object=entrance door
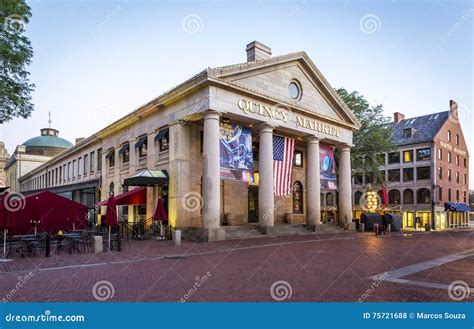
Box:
[248,186,258,223]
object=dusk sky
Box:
[1,0,472,185]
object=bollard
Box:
[387,224,391,232]
[374,224,379,236]
[93,236,103,253]
[360,223,365,233]
[173,230,181,247]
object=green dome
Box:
[23,135,73,149]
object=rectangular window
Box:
[447,151,452,163]
[97,149,102,171]
[438,148,442,160]
[388,169,400,182]
[59,166,62,183]
[456,172,459,184]
[403,128,412,138]
[416,148,431,161]
[456,190,460,201]
[438,187,442,202]
[464,173,467,185]
[403,168,414,182]
[354,174,363,185]
[448,130,451,142]
[387,152,400,164]
[77,158,81,177]
[403,150,413,163]
[455,134,459,145]
[136,135,148,158]
[73,160,77,178]
[416,166,431,180]
[294,150,303,167]
[464,158,467,168]
[119,143,130,164]
[90,151,95,172]
[156,128,169,152]
[447,169,452,181]
[448,188,452,201]
[55,168,58,184]
[84,154,88,175]
[455,155,459,166]
[106,149,115,167]
[68,162,71,180]
[438,166,442,180]
[63,164,66,181]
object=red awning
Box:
[96,187,147,206]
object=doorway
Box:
[248,186,258,223]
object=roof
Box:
[387,111,450,146]
[23,135,73,149]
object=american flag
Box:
[273,135,295,196]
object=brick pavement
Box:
[0,229,472,302]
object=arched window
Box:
[388,190,401,204]
[403,189,414,204]
[354,191,363,205]
[417,188,431,204]
[293,181,303,214]
[326,193,334,206]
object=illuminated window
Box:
[403,150,413,162]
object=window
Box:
[388,190,401,204]
[354,191,363,205]
[59,166,62,183]
[119,143,130,164]
[403,189,414,204]
[403,128,412,138]
[403,150,413,162]
[106,149,115,167]
[464,173,467,185]
[73,160,77,178]
[447,151,452,163]
[387,152,400,164]
[354,174,363,185]
[155,129,169,152]
[365,172,375,185]
[438,187,442,203]
[456,171,459,184]
[464,158,467,168]
[456,134,459,145]
[416,167,430,180]
[252,142,259,161]
[90,151,95,172]
[456,190,460,201]
[403,168,414,181]
[455,155,459,166]
[292,181,303,214]
[438,167,442,180]
[326,193,334,206]
[63,164,66,181]
[448,169,452,181]
[448,130,451,142]
[136,135,148,158]
[294,151,303,167]
[77,158,81,177]
[448,188,452,201]
[97,149,102,171]
[417,188,431,204]
[438,148,442,160]
[464,191,467,203]
[289,81,302,100]
[388,169,400,182]
[416,148,431,161]
[83,154,88,175]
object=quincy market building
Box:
[19,42,360,241]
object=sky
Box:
[1,0,473,186]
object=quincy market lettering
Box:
[237,99,341,137]
[439,141,467,156]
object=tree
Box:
[0,0,35,123]
[335,88,393,186]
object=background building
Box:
[0,142,9,187]
[353,101,470,229]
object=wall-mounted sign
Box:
[295,115,341,137]
[439,141,467,156]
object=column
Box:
[202,110,223,240]
[306,136,321,230]
[146,133,157,223]
[338,144,353,228]
[258,124,275,231]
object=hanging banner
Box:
[320,145,337,190]
[219,119,254,182]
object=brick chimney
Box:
[246,41,272,62]
[394,112,405,123]
[450,99,458,116]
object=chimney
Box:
[394,112,405,123]
[450,99,458,116]
[75,137,85,144]
[246,41,272,62]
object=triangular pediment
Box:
[209,53,360,128]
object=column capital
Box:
[257,123,275,133]
[203,110,222,120]
[306,135,321,143]
[338,143,353,151]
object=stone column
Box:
[258,124,275,232]
[338,144,353,229]
[306,136,321,230]
[202,110,223,241]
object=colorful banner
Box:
[320,145,337,190]
[219,120,253,182]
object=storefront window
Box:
[417,188,431,204]
[416,148,431,161]
[292,181,303,214]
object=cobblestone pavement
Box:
[0,229,472,302]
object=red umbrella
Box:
[153,197,168,222]
[104,195,117,251]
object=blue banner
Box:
[0,303,471,329]
[219,119,253,182]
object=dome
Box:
[22,128,73,156]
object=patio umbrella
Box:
[153,197,168,222]
[1,192,15,255]
[104,195,118,251]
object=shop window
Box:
[403,168,414,182]
[292,181,303,214]
[294,150,303,167]
[403,189,414,204]
[252,142,259,161]
[326,193,334,206]
[155,128,169,152]
[105,149,115,167]
[354,191,363,205]
[416,167,430,180]
[387,169,400,182]
[403,150,413,162]
[136,136,148,158]
[388,190,401,204]
[387,152,400,164]
[119,143,130,164]
[417,188,431,204]
[416,148,431,161]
